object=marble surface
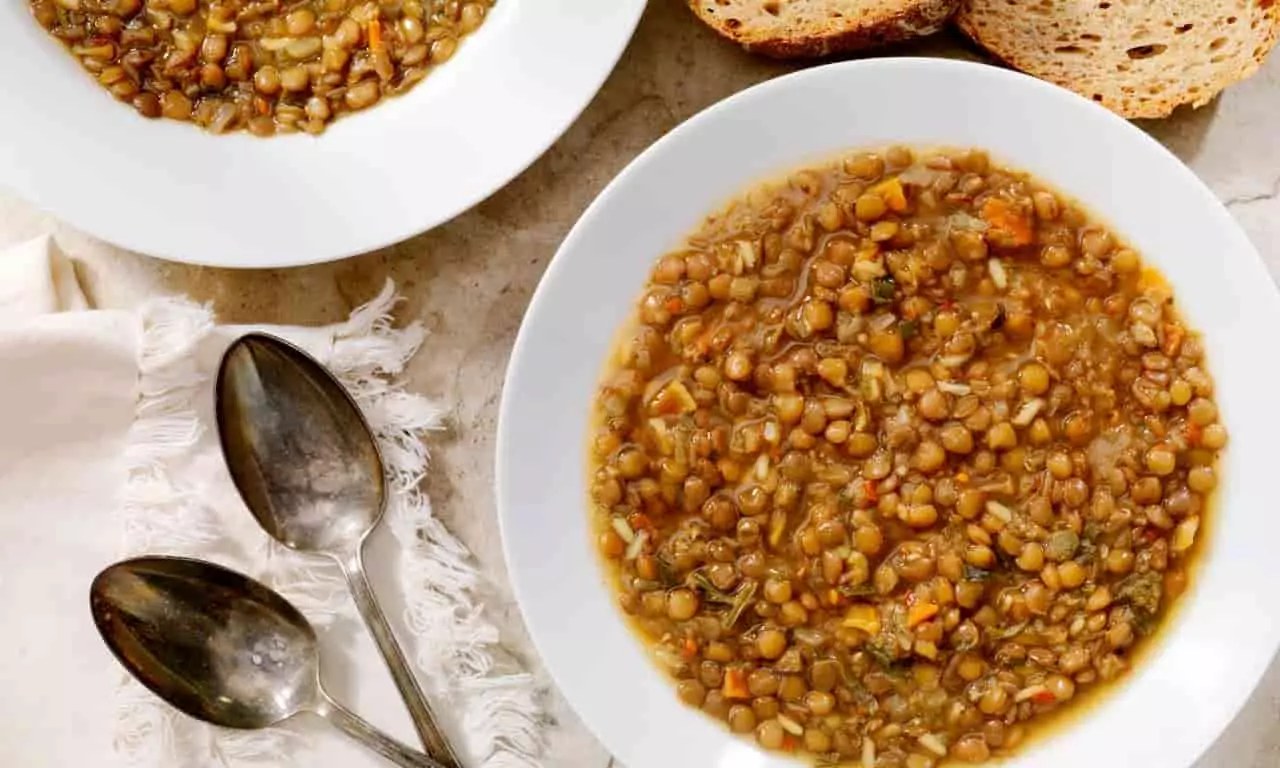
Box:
[4,1,1280,765]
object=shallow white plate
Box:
[498,58,1280,768]
[0,0,645,267]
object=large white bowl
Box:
[0,0,645,267]
[498,58,1280,768]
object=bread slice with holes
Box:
[955,0,1280,118]
[687,0,962,57]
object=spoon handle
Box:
[315,690,448,768]
[341,551,463,768]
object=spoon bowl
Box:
[217,334,384,553]
[90,556,443,768]
[91,556,317,729]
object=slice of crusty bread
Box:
[687,0,962,57]
[955,0,1280,118]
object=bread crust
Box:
[687,0,961,58]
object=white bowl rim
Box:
[0,0,646,267]
[498,56,1280,768]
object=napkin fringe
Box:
[115,283,546,768]
[121,297,218,555]
[118,296,260,767]
[330,282,548,768]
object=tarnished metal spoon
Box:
[215,333,461,768]
[90,556,444,768]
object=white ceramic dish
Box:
[0,0,645,267]
[498,58,1280,768]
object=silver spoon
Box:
[90,556,445,768]
[215,333,461,768]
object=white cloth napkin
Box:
[0,237,544,768]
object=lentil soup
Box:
[29,0,493,136]
[587,146,1225,766]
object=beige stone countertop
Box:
[3,1,1279,765]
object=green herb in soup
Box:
[588,146,1225,766]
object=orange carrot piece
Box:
[368,20,383,50]
[1185,421,1203,447]
[681,636,698,659]
[871,178,908,213]
[653,395,680,416]
[723,668,750,699]
[907,601,940,629]
[1162,323,1185,357]
[980,198,1034,246]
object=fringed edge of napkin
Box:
[114,287,223,767]
[113,282,546,768]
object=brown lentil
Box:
[590,148,1224,766]
[30,0,494,135]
